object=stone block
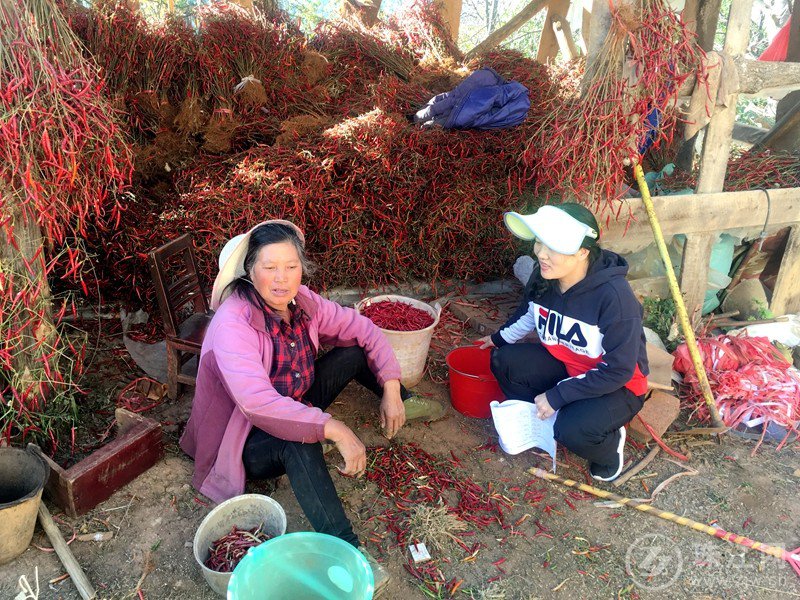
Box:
[629,390,680,443]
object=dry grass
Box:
[405,503,467,555]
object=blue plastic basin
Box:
[227,532,374,599]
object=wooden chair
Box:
[148,234,212,399]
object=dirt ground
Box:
[2,313,800,600]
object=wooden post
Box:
[675,0,722,171]
[438,0,463,42]
[581,0,592,53]
[536,0,572,63]
[770,224,800,315]
[686,0,755,317]
[694,0,723,51]
[788,0,800,62]
[695,0,754,188]
[464,0,550,60]
[0,192,55,393]
[583,0,613,83]
[552,14,580,59]
[38,503,97,599]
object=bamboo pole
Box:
[632,163,723,428]
[530,467,800,575]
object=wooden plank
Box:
[678,233,717,321]
[770,224,800,315]
[756,99,800,151]
[601,187,800,250]
[536,0,572,63]
[70,421,162,516]
[464,0,549,60]
[32,410,163,517]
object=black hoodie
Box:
[491,250,649,410]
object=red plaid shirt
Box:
[265,304,315,402]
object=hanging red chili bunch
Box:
[525,0,704,213]
[0,0,133,449]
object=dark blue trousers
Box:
[490,343,644,467]
[242,346,409,547]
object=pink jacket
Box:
[180,286,401,503]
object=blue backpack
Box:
[414,67,531,130]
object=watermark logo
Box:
[625,533,683,590]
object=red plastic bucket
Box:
[446,346,505,418]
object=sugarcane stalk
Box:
[530,468,800,572]
[632,162,724,428]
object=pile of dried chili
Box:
[360,300,434,331]
[204,525,271,573]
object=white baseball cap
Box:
[210,219,305,310]
[503,205,599,255]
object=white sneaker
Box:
[590,426,626,482]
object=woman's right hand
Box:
[324,419,366,477]
[476,335,495,350]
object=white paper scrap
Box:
[409,543,432,563]
[490,400,558,471]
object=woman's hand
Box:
[476,335,495,350]
[324,419,366,477]
[380,379,406,439]
[534,393,555,420]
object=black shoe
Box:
[590,426,626,482]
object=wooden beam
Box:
[601,187,800,250]
[770,224,800,314]
[734,57,800,97]
[464,0,549,60]
[438,0,463,42]
[552,14,580,60]
[536,0,572,63]
[675,57,800,99]
[341,0,381,26]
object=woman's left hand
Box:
[534,393,555,420]
[380,380,406,439]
